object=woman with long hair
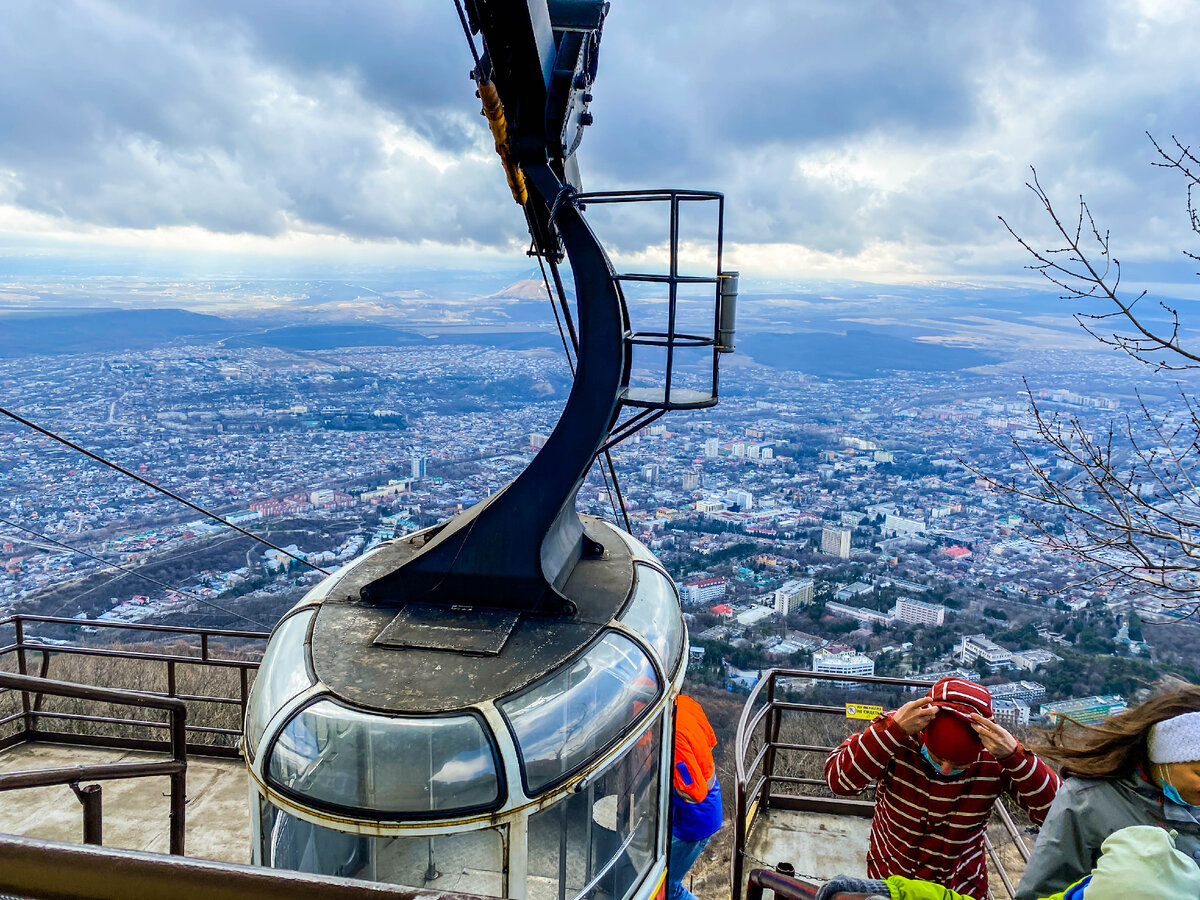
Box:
[1016,684,1200,898]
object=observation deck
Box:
[732,668,1033,900]
[0,622,1033,900]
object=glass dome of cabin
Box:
[244,517,687,900]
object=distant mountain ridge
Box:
[741,330,1000,378]
[0,308,230,356]
[0,309,561,357]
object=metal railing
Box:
[745,867,884,900]
[0,832,495,900]
[731,668,1033,900]
[0,670,189,854]
[0,614,267,757]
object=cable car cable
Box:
[592,454,621,526]
[0,405,330,576]
[0,514,272,629]
[450,0,483,74]
[535,254,576,374]
[604,449,632,532]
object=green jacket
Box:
[884,873,1085,900]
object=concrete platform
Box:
[744,807,872,885]
[0,742,250,864]
[743,806,1028,899]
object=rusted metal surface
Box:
[311,517,634,713]
[0,833,499,900]
[746,868,886,900]
[70,782,103,847]
[745,867,819,900]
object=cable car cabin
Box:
[243,517,685,900]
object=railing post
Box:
[239,667,250,731]
[70,783,102,847]
[763,673,780,811]
[200,634,209,661]
[168,701,187,856]
[166,660,176,699]
[14,618,31,737]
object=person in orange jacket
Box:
[670,694,723,900]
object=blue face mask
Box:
[921,744,965,777]
[1162,782,1199,810]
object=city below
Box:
[3,277,1199,726]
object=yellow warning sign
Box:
[845,703,883,720]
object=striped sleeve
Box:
[825,713,909,796]
[997,744,1061,825]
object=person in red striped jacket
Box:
[824,677,1061,899]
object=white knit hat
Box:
[1147,711,1200,765]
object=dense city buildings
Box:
[2,332,1198,720]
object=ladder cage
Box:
[573,189,727,411]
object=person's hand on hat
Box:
[969,713,1018,759]
[893,696,940,735]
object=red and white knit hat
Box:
[926,677,992,720]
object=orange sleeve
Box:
[673,695,717,802]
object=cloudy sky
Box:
[2,0,1199,286]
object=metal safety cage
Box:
[571,189,737,416]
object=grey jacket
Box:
[1016,774,1200,899]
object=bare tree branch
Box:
[998,144,1200,371]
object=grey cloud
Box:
[0,0,1197,275]
[0,0,524,244]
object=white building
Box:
[834,582,873,602]
[703,438,720,458]
[728,489,754,511]
[773,578,814,616]
[682,577,726,605]
[813,650,876,686]
[993,698,1031,729]
[990,681,1046,704]
[1010,649,1061,672]
[824,601,894,626]
[821,525,851,558]
[891,597,946,626]
[958,634,1013,671]
[883,514,925,537]
[735,605,774,627]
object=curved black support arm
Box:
[359,162,629,614]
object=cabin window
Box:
[265,700,502,815]
[500,632,660,795]
[619,563,684,678]
[525,715,662,900]
[259,798,506,896]
[244,609,314,759]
